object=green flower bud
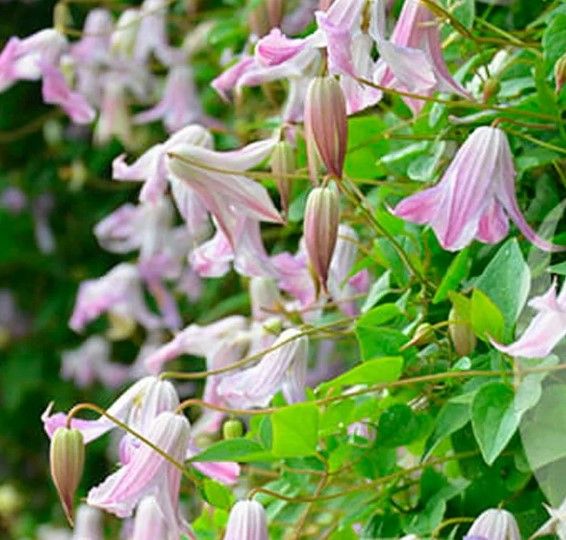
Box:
[554,52,566,94]
[223,419,244,440]
[448,307,476,357]
[50,427,85,525]
[270,141,295,214]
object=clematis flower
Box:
[61,336,130,389]
[69,263,162,332]
[492,281,566,358]
[72,505,103,540]
[531,498,566,539]
[392,126,563,252]
[0,29,94,122]
[372,0,469,114]
[217,328,308,408]
[250,277,281,321]
[464,508,521,540]
[131,496,168,540]
[166,133,283,247]
[134,65,204,133]
[86,411,190,534]
[223,500,268,540]
[133,0,175,65]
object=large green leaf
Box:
[470,288,505,342]
[471,382,519,465]
[475,239,530,332]
[433,248,471,304]
[272,403,319,458]
[190,439,273,463]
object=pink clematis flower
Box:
[0,29,95,123]
[217,328,308,409]
[166,133,283,247]
[373,0,469,114]
[86,411,191,537]
[223,500,268,540]
[392,126,563,252]
[492,281,566,358]
[69,263,162,332]
[61,335,130,389]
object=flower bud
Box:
[408,323,434,347]
[53,2,72,34]
[464,508,520,540]
[110,9,140,57]
[223,419,244,440]
[248,0,283,37]
[482,77,500,103]
[270,141,295,214]
[224,500,268,540]
[554,52,566,93]
[448,307,476,357]
[50,427,85,525]
[304,76,347,180]
[304,185,340,289]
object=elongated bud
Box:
[248,0,283,37]
[224,500,268,540]
[53,2,72,33]
[270,141,295,214]
[304,185,340,289]
[304,76,347,180]
[464,509,521,540]
[448,307,476,357]
[407,323,434,347]
[554,52,566,93]
[50,427,85,525]
[223,419,244,439]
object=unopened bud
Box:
[412,323,434,346]
[270,141,295,214]
[50,427,85,525]
[53,2,72,34]
[448,307,476,357]
[225,500,268,540]
[304,185,340,289]
[482,77,500,103]
[248,0,283,37]
[223,419,244,439]
[304,76,347,180]
[554,52,566,93]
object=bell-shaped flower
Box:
[134,0,175,65]
[328,225,369,317]
[134,65,204,133]
[217,328,309,409]
[94,80,133,147]
[144,315,248,374]
[131,496,169,540]
[166,134,283,247]
[373,0,469,114]
[42,376,179,445]
[492,281,566,358]
[71,9,113,65]
[113,124,213,203]
[69,263,162,332]
[464,508,521,540]
[61,335,130,389]
[223,500,268,540]
[190,217,278,279]
[392,126,563,252]
[86,411,190,526]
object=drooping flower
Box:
[492,281,566,358]
[223,500,268,540]
[217,328,309,408]
[69,263,162,333]
[392,126,563,252]
[86,411,190,535]
[464,508,521,540]
[373,0,469,115]
[61,335,130,389]
[72,505,103,540]
[131,496,169,540]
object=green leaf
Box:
[318,357,404,393]
[471,382,519,465]
[355,326,413,361]
[424,402,471,459]
[361,271,391,312]
[189,438,273,463]
[345,116,389,178]
[272,403,319,458]
[356,303,401,328]
[202,479,234,510]
[378,404,422,447]
[543,13,566,72]
[475,239,530,332]
[433,248,472,304]
[470,288,505,342]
